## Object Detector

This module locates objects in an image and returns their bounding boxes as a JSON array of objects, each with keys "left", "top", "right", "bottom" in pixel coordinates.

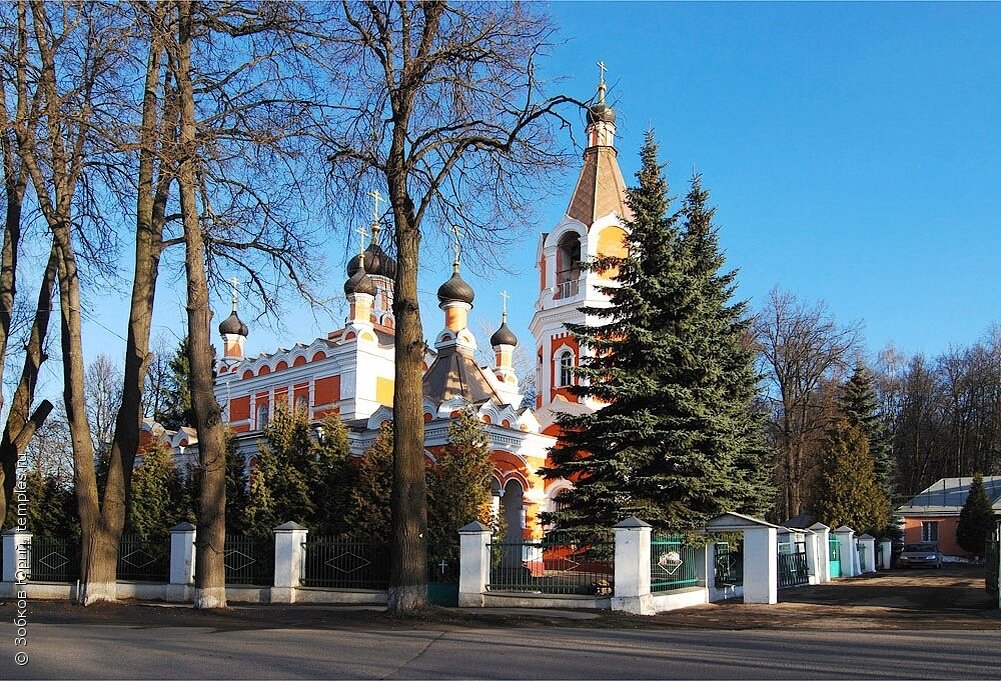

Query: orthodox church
[{"left": 149, "top": 75, "right": 631, "bottom": 545}]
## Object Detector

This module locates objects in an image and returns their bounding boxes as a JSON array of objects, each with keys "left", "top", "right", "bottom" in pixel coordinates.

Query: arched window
[
  {"left": 558, "top": 350, "right": 574, "bottom": 387},
  {"left": 257, "top": 403, "right": 269, "bottom": 430},
  {"left": 555, "top": 233, "right": 581, "bottom": 299}
]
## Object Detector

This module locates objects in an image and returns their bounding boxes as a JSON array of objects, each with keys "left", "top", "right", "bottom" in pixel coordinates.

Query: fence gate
[
  {"left": 427, "top": 542, "right": 459, "bottom": 606},
  {"left": 829, "top": 537, "right": 842, "bottom": 579},
  {"left": 777, "top": 542, "right": 809, "bottom": 588}
]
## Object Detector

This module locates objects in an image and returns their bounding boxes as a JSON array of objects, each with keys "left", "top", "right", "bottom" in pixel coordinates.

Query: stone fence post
[
  {"left": 808, "top": 523, "right": 831, "bottom": 583},
  {"left": 458, "top": 521, "right": 491, "bottom": 607},
  {"left": 167, "top": 522, "right": 196, "bottom": 602},
  {"left": 878, "top": 539, "right": 892, "bottom": 570},
  {"left": 2, "top": 528, "right": 31, "bottom": 586},
  {"left": 858, "top": 534, "right": 876, "bottom": 573},
  {"left": 611, "top": 517, "right": 652, "bottom": 615},
  {"left": 272, "top": 522, "right": 309, "bottom": 604},
  {"left": 742, "top": 526, "right": 778, "bottom": 604},
  {"left": 833, "top": 526, "right": 857, "bottom": 578},
  {"left": 803, "top": 530, "right": 820, "bottom": 585}
]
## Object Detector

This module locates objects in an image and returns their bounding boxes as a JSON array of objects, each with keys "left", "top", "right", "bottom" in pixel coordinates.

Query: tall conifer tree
[
  {"left": 956, "top": 473, "right": 995, "bottom": 558},
  {"left": 836, "top": 363, "right": 895, "bottom": 501},
  {"left": 542, "top": 133, "right": 770, "bottom": 536}
]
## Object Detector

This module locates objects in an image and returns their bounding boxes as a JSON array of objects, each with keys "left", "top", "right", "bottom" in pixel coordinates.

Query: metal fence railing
[
  {"left": 117, "top": 534, "right": 169, "bottom": 582},
  {"left": 778, "top": 551, "right": 809, "bottom": 588},
  {"left": 713, "top": 542, "right": 743, "bottom": 589},
  {"left": 28, "top": 537, "right": 80, "bottom": 582},
  {"left": 488, "top": 539, "right": 614, "bottom": 595},
  {"left": 650, "top": 535, "right": 699, "bottom": 592},
  {"left": 224, "top": 534, "right": 275, "bottom": 585},
  {"left": 302, "top": 537, "right": 390, "bottom": 589}
]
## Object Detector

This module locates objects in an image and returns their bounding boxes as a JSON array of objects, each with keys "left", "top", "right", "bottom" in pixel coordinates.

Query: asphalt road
[
  {"left": 2, "top": 566, "right": 998, "bottom": 679},
  {"left": 3, "top": 622, "right": 1001, "bottom": 679}
]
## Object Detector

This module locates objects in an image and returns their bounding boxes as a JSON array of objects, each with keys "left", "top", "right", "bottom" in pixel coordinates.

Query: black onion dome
[
  {"left": 347, "top": 243, "right": 397, "bottom": 279},
  {"left": 219, "top": 311, "right": 248, "bottom": 337},
  {"left": 436, "top": 271, "right": 474, "bottom": 305},
  {"left": 586, "top": 103, "right": 616, "bottom": 125},
  {"left": 490, "top": 321, "right": 518, "bottom": 347},
  {"left": 343, "top": 269, "right": 376, "bottom": 296}
]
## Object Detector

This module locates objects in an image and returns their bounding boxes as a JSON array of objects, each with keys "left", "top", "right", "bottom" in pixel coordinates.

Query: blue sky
[{"left": 81, "top": 2, "right": 999, "bottom": 383}]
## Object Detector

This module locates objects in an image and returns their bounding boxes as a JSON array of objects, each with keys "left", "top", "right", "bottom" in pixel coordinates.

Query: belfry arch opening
[{"left": 555, "top": 232, "right": 581, "bottom": 299}]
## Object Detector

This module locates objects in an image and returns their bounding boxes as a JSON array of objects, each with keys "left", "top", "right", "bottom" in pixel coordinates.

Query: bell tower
[{"left": 529, "top": 63, "right": 631, "bottom": 431}]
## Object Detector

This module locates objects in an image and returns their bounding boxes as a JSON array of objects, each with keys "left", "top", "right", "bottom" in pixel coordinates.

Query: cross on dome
[
  {"left": 500, "top": 289, "right": 509, "bottom": 322},
  {"left": 596, "top": 60, "right": 607, "bottom": 104},
  {"left": 355, "top": 225, "right": 369, "bottom": 261},
  {"left": 450, "top": 224, "right": 462, "bottom": 273},
  {"left": 229, "top": 277, "right": 240, "bottom": 311}
]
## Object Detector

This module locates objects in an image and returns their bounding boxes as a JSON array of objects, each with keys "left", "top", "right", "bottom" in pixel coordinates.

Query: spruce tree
[
  {"left": 242, "top": 406, "right": 318, "bottom": 535},
  {"left": 956, "top": 473, "right": 995, "bottom": 558},
  {"left": 426, "top": 409, "right": 493, "bottom": 550},
  {"left": 810, "top": 419, "right": 890, "bottom": 534},
  {"left": 157, "top": 337, "right": 195, "bottom": 430},
  {"left": 837, "top": 363, "right": 895, "bottom": 502},
  {"left": 128, "top": 442, "right": 184, "bottom": 541},
  {"left": 542, "top": 132, "right": 770, "bottom": 537},
  {"left": 342, "top": 422, "right": 394, "bottom": 542}
]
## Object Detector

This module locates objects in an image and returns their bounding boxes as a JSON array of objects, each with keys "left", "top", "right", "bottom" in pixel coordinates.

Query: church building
[{"left": 149, "top": 74, "right": 631, "bottom": 546}]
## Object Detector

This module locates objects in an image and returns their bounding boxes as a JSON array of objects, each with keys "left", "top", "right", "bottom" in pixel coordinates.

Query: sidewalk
[{"left": 7, "top": 565, "right": 999, "bottom": 632}]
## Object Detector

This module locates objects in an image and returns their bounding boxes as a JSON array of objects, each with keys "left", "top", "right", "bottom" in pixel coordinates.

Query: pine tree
[
  {"left": 157, "top": 337, "right": 195, "bottom": 430},
  {"left": 224, "top": 430, "right": 249, "bottom": 534},
  {"left": 21, "top": 470, "right": 78, "bottom": 538},
  {"left": 810, "top": 419, "right": 890, "bottom": 534},
  {"left": 837, "top": 363, "right": 895, "bottom": 502},
  {"left": 311, "top": 414, "right": 354, "bottom": 535},
  {"left": 342, "top": 422, "right": 394, "bottom": 542},
  {"left": 128, "top": 442, "right": 185, "bottom": 541},
  {"left": 542, "top": 132, "right": 771, "bottom": 537},
  {"left": 242, "top": 406, "right": 317, "bottom": 536},
  {"left": 426, "top": 409, "right": 494, "bottom": 549},
  {"left": 956, "top": 473, "right": 995, "bottom": 558}
]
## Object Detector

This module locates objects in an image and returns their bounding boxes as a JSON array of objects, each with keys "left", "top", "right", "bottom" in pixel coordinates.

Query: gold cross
[
  {"left": 367, "top": 189, "right": 384, "bottom": 223},
  {"left": 355, "top": 226, "right": 369, "bottom": 259},
  {"left": 597, "top": 60, "right": 606, "bottom": 86},
  {"left": 450, "top": 225, "right": 461, "bottom": 271},
  {"left": 229, "top": 277, "right": 239, "bottom": 311}
]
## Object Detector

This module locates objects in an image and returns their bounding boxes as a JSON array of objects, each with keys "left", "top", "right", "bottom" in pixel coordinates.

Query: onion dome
[
  {"left": 218, "top": 311, "right": 248, "bottom": 337},
  {"left": 347, "top": 243, "right": 397, "bottom": 279},
  {"left": 343, "top": 268, "right": 376, "bottom": 296},
  {"left": 586, "top": 103, "right": 616, "bottom": 125},
  {"left": 437, "top": 270, "right": 474, "bottom": 305},
  {"left": 490, "top": 320, "right": 518, "bottom": 347}
]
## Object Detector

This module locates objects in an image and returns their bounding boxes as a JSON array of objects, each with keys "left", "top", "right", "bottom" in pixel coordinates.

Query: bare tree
[
  {"left": 754, "top": 287, "right": 861, "bottom": 520},
  {"left": 318, "top": 0, "right": 580, "bottom": 613},
  {"left": 161, "top": 0, "right": 330, "bottom": 608},
  {"left": 0, "top": 1, "right": 57, "bottom": 524},
  {"left": 85, "top": 354, "right": 123, "bottom": 456}
]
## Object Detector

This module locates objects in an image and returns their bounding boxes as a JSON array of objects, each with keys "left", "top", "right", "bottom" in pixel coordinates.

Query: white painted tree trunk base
[
  {"left": 79, "top": 581, "right": 118, "bottom": 606},
  {"left": 194, "top": 587, "right": 227, "bottom": 609},
  {"left": 387, "top": 584, "right": 427, "bottom": 614}
]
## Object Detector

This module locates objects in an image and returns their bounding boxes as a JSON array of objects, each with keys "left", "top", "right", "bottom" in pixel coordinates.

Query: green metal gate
[
  {"left": 829, "top": 537, "right": 842, "bottom": 579},
  {"left": 427, "top": 542, "right": 459, "bottom": 606}
]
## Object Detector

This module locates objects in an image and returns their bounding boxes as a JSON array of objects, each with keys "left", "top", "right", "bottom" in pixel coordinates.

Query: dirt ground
[{"left": 8, "top": 564, "right": 999, "bottom": 632}]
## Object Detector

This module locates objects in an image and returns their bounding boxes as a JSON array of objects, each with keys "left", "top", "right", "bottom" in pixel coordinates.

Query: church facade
[{"left": 152, "top": 79, "right": 631, "bottom": 545}]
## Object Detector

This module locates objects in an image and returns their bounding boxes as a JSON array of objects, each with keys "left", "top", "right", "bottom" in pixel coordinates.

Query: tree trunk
[
  {"left": 0, "top": 244, "right": 57, "bottom": 518},
  {"left": 108, "top": 0, "right": 171, "bottom": 527},
  {"left": 388, "top": 207, "right": 428, "bottom": 614},
  {"left": 174, "top": 0, "right": 227, "bottom": 609}
]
